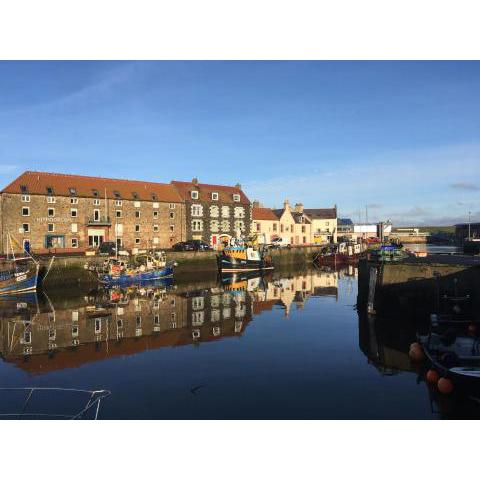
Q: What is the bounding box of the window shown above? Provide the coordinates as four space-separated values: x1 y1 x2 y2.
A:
153 225 159 232
20 185 28 193
69 187 77 196
191 219 203 232
153 202 159 209
93 209 100 221
210 219 219 232
135 210 140 218
115 199 122 206
21 194 30 202
132 192 139 200
211 192 219 200
191 190 199 199
169 211 175 219
153 211 158 219
71 223 78 233
153 237 159 244
48 223 54 232
191 204 203 216
234 206 245 218
281 224 284 233
135 224 140 232
115 210 122 218
71 238 78 248
22 207 30 216
22 223 29 233
169 225 174 232
221 206 230 218
93 199 100 206
46 186 54 195
114 191 121 199
72 325 79 337
71 208 77 217
303 236 307 244
46 196 56 203
273 223 277 231
301 225 306 233
210 205 219 217
95 319 101 334
48 208 55 217
234 220 245 232
92 189 99 198
256 223 260 232
169 203 176 209
70 197 78 204
221 219 230 232
135 238 140 245
233 194 240 202
134 201 141 208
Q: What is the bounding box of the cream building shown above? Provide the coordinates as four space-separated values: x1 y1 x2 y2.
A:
251 202 280 243
272 199 312 246
304 206 337 244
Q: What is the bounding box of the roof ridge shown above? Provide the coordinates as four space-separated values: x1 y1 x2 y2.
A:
21 170 171 186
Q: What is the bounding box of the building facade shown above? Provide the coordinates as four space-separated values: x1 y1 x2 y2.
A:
251 202 280 244
0 171 186 254
303 207 337 244
171 179 252 248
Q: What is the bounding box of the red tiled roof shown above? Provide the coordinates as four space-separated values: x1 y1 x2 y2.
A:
171 180 250 205
252 207 278 221
1 171 183 203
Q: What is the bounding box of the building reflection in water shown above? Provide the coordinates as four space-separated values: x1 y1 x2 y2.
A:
0 267 350 375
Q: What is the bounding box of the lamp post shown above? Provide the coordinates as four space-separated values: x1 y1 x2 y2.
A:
468 211 471 240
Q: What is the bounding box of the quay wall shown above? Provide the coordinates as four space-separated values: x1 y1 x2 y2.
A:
39 246 324 288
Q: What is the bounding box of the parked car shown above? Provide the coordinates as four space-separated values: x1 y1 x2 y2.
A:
172 240 212 252
97 241 117 256
269 237 291 249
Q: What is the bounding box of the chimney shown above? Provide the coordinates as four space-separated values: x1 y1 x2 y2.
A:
283 199 290 211
235 183 241 189
192 177 198 185
253 200 260 208
295 203 304 214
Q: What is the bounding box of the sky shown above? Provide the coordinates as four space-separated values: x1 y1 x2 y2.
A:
0 60 479 226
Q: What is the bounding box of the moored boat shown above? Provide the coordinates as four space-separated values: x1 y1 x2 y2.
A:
0 258 40 295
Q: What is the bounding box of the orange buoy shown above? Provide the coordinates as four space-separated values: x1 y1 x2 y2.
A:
426 369 440 383
437 377 454 394
409 345 425 362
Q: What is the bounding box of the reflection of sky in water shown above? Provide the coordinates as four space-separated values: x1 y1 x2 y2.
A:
0 268 476 419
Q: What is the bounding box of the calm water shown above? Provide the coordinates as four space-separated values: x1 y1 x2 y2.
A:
0 267 478 419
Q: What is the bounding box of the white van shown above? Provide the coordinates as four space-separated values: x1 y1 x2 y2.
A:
270 237 291 248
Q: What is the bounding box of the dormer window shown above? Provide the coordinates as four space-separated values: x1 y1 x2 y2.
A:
191 190 199 200
132 192 139 200
69 187 77 196
92 189 99 198
46 186 54 195
151 193 157 201
211 192 219 201
233 194 240 202
113 191 121 199
20 185 28 194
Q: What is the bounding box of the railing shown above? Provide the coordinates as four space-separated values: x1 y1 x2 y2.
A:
85 215 111 225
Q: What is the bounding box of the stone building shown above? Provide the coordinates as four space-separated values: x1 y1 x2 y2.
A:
171 179 252 248
272 199 312 246
0 171 186 254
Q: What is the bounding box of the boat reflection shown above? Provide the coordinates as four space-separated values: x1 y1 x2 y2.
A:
0 268 346 375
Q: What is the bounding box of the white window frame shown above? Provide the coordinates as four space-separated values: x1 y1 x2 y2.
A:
169 224 175 232
153 202 159 209
191 191 199 200
221 206 230 218
135 238 140 245
46 196 56 203
22 223 30 233
169 203 176 209
135 224 141 232
153 210 159 218
169 211 175 219
47 223 55 232
93 199 100 206
22 207 30 216
153 224 159 232
191 204 203 217
211 192 219 201
233 194 241 202
21 194 30 202
191 219 203 232
47 208 55 217
71 223 78 233
116 210 122 218
135 210 141 218
134 201 141 208
70 208 77 217
71 238 78 248
115 200 122 207
70 197 78 204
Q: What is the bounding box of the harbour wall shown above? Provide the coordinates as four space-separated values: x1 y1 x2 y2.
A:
39 246 325 288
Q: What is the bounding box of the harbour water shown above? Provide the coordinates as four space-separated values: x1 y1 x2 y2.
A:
0 266 479 419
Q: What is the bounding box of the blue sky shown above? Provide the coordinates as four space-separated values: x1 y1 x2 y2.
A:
0 60 479 225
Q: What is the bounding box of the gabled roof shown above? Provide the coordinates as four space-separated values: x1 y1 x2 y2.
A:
171 180 250 205
1 171 182 202
291 212 311 224
303 207 337 220
252 206 278 221
272 209 284 219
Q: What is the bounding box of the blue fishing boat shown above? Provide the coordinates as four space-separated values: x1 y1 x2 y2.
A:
0 258 40 295
88 251 176 287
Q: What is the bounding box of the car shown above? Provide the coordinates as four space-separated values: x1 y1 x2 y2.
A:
172 240 212 252
269 237 291 249
97 241 117 256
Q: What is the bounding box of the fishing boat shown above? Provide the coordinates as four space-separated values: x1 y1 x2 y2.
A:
368 244 410 263
0 232 43 295
313 242 362 266
87 251 176 286
217 234 273 273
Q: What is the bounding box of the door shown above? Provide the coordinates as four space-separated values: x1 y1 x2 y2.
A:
88 235 104 247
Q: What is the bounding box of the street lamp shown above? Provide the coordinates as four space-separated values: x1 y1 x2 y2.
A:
468 211 471 240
